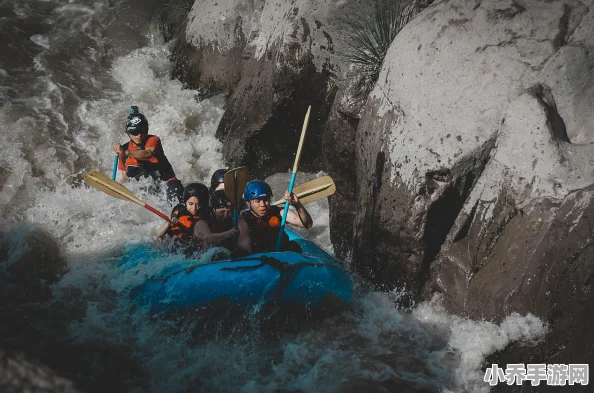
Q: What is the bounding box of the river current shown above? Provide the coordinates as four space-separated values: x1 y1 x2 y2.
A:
0 1 547 392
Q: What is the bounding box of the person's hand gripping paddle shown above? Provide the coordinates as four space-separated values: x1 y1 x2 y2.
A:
84 170 170 221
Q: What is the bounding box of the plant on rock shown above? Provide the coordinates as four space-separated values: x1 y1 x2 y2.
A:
344 0 433 95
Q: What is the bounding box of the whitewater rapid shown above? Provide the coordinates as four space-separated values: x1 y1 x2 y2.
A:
0 1 548 392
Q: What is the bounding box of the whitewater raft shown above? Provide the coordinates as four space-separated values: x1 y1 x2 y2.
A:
127 228 353 318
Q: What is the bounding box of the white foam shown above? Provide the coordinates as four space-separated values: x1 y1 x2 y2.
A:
413 302 548 392
30 34 51 49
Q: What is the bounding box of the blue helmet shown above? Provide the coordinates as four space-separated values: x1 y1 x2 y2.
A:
243 180 272 201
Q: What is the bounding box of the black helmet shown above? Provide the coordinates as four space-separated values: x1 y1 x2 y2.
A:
210 168 228 192
183 183 209 206
125 106 149 135
210 190 233 209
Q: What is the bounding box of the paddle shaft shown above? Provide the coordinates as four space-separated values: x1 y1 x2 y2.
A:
111 156 118 180
145 204 171 221
85 170 170 222
277 171 297 238
276 106 311 251
233 171 239 230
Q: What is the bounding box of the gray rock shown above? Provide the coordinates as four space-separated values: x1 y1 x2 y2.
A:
182 0 389 175
0 350 81 393
353 0 594 363
210 0 363 175
322 74 363 260
180 0 263 93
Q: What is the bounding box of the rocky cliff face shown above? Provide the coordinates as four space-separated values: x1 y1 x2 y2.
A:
354 0 594 366
184 0 372 176
175 0 262 94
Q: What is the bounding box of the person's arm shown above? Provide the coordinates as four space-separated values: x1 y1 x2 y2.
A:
237 219 252 254
124 148 154 160
156 221 171 238
280 191 313 228
193 220 239 245
128 136 158 160
157 216 177 239
116 136 159 161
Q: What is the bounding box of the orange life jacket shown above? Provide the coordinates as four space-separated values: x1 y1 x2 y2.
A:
167 205 210 243
119 135 176 181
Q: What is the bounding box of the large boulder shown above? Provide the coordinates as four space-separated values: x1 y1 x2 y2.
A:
322 0 434 260
215 0 361 176
179 0 264 94
354 0 594 360
183 0 374 176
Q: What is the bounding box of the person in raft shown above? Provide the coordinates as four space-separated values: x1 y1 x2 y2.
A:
207 189 247 255
237 180 313 254
113 106 183 204
209 168 228 193
192 190 242 254
156 183 212 254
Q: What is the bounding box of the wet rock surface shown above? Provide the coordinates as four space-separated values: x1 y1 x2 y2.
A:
353 0 594 367
182 0 370 176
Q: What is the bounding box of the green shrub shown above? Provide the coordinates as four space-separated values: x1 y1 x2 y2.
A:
344 0 432 95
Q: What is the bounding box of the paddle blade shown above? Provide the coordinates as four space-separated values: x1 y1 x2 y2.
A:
273 175 336 206
84 170 144 206
224 166 248 207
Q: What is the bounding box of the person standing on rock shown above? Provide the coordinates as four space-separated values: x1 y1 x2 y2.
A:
113 106 183 204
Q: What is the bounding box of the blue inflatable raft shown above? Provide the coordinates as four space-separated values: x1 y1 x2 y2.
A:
128 228 353 319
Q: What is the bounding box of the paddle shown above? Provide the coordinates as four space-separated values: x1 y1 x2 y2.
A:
276 106 311 251
223 166 248 230
111 156 118 180
84 170 170 221
272 175 336 206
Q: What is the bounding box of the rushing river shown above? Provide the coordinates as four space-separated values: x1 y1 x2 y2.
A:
0 1 548 392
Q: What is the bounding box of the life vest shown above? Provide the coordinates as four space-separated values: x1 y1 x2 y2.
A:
241 205 289 253
119 135 176 182
167 204 210 243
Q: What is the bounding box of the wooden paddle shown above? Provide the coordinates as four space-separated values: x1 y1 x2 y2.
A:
276 106 311 251
272 175 336 206
84 170 170 221
223 166 248 230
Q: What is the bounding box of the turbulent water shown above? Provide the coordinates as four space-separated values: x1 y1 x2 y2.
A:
0 1 548 392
